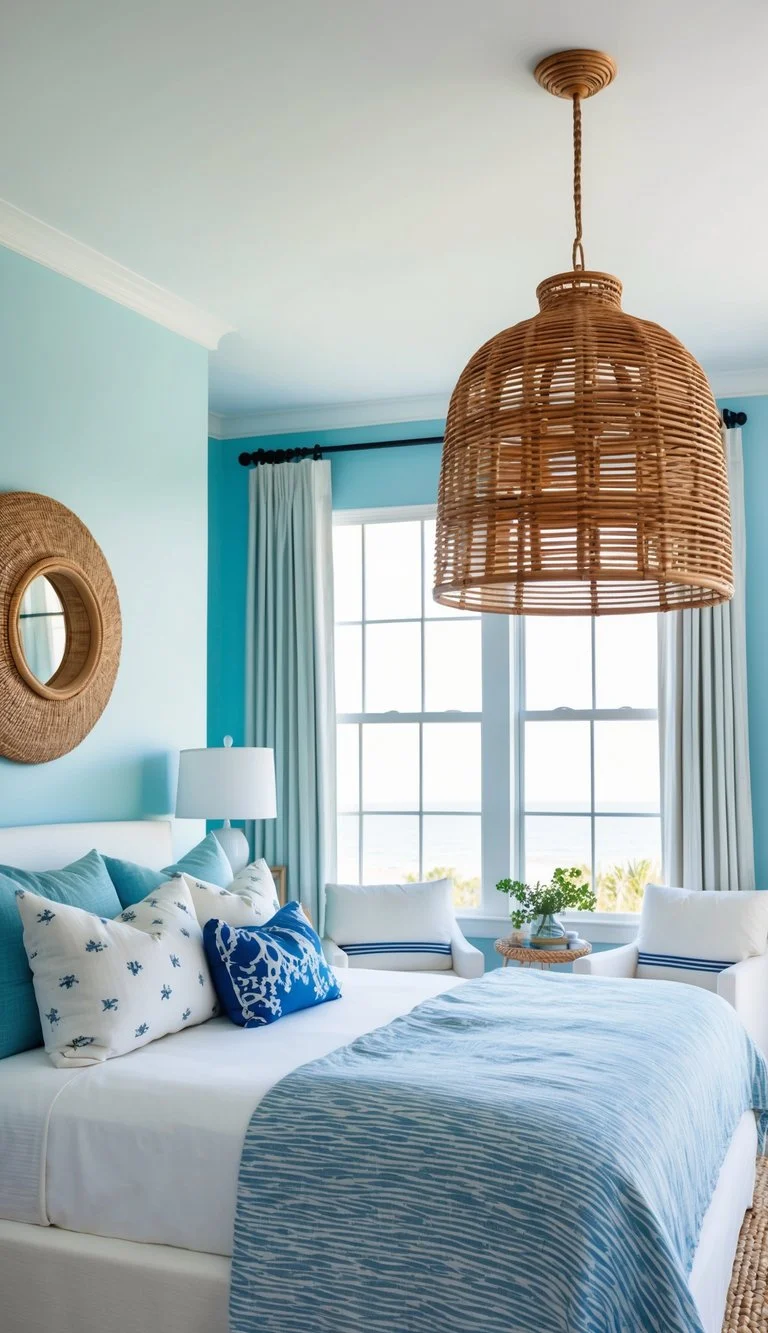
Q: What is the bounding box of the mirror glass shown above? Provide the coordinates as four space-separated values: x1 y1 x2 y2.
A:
18 576 67 684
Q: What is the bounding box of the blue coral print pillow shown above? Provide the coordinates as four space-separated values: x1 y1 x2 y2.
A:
204 902 341 1027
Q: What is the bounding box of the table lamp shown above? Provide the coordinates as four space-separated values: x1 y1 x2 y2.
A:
176 736 277 873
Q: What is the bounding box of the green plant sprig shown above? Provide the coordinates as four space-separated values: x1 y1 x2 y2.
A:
496 867 596 928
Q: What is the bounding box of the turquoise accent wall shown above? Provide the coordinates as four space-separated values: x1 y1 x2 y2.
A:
208 420 443 750
0 245 208 827
720 396 768 882
209 399 768 884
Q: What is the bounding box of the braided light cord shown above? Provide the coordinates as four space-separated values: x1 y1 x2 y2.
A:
572 93 585 270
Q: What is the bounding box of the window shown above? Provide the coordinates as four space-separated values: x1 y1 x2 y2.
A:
332 506 661 919
333 513 482 908
518 615 660 913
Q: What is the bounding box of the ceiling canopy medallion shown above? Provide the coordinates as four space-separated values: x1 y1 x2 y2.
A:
434 49 733 616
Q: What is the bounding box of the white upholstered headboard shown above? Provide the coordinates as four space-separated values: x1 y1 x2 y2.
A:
0 820 175 871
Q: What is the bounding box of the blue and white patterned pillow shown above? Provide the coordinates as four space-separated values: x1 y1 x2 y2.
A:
203 902 341 1027
0 850 121 1060
181 863 279 930
16 878 218 1067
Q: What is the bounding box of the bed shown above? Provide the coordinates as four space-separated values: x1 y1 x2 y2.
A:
0 819 762 1333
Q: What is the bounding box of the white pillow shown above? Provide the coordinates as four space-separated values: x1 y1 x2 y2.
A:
16 878 218 1067
636 883 768 991
324 880 455 971
180 867 279 929
228 859 281 916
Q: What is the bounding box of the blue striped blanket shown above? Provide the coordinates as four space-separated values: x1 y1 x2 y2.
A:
230 969 768 1333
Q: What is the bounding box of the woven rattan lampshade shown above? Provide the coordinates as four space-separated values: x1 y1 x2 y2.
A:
434 52 733 616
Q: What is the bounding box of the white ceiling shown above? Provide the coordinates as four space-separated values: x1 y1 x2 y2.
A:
2 0 767 420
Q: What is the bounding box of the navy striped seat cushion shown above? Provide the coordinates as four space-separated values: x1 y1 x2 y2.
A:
637 951 731 975
636 951 732 991
325 880 455 972
342 941 452 961
635 883 768 992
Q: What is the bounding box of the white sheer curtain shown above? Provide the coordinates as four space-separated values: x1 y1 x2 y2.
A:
658 425 754 891
245 459 336 924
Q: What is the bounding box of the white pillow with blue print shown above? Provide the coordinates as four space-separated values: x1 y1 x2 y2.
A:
323 879 455 971
16 877 218 1067
227 858 281 916
179 859 279 930
636 883 768 991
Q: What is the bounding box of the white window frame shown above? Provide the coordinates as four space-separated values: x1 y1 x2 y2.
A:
333 505 492 914
332 505 645 944
513 617 658 942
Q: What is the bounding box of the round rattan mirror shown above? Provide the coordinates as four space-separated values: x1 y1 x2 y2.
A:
0 492 121 763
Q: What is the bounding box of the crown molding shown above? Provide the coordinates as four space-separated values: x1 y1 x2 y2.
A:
207 393 449 441
208 374 768 444
708 368 768 399
0 196 234 350
208 412 228 439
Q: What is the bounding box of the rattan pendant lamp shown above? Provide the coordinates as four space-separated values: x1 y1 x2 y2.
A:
434 50 733 615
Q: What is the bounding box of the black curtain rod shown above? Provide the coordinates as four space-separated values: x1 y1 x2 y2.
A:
238 410 748 466
238 436 443 466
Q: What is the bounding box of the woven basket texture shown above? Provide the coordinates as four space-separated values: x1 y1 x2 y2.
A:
724 1156 768 1331
435 270 733 615
0 491 121 763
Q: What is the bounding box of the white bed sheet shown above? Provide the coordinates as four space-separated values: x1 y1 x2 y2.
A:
0 1058 84 1225
0 1111 757 1333
0 968 459 1256
689 1108 757 1333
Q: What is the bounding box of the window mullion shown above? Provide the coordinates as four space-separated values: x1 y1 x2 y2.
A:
419 522 425 880
337 513 663 916
514 619 525 883
590 616 597 893
480 612 512 914
359 525 367 883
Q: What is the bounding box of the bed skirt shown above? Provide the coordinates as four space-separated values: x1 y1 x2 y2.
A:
0 1219 228 1333
0 1110 756 1333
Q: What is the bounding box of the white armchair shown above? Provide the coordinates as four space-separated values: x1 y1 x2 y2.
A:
574 884 768 1060
321 938 350 970
445 921 486 979
322 878 484 979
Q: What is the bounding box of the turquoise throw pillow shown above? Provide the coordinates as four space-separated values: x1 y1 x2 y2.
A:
0 850 121 1060
104 832 234 909
101 857 161 908
204 902 342 1028
166 833 234 888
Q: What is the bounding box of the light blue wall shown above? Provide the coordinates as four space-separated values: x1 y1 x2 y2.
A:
209 398 768 885
0 245 209 827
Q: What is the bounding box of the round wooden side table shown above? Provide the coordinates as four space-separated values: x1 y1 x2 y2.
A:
494 937 592 970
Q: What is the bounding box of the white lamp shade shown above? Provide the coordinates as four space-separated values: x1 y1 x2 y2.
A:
176 746 277 821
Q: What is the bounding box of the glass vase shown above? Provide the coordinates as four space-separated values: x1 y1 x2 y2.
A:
532 912 566 945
